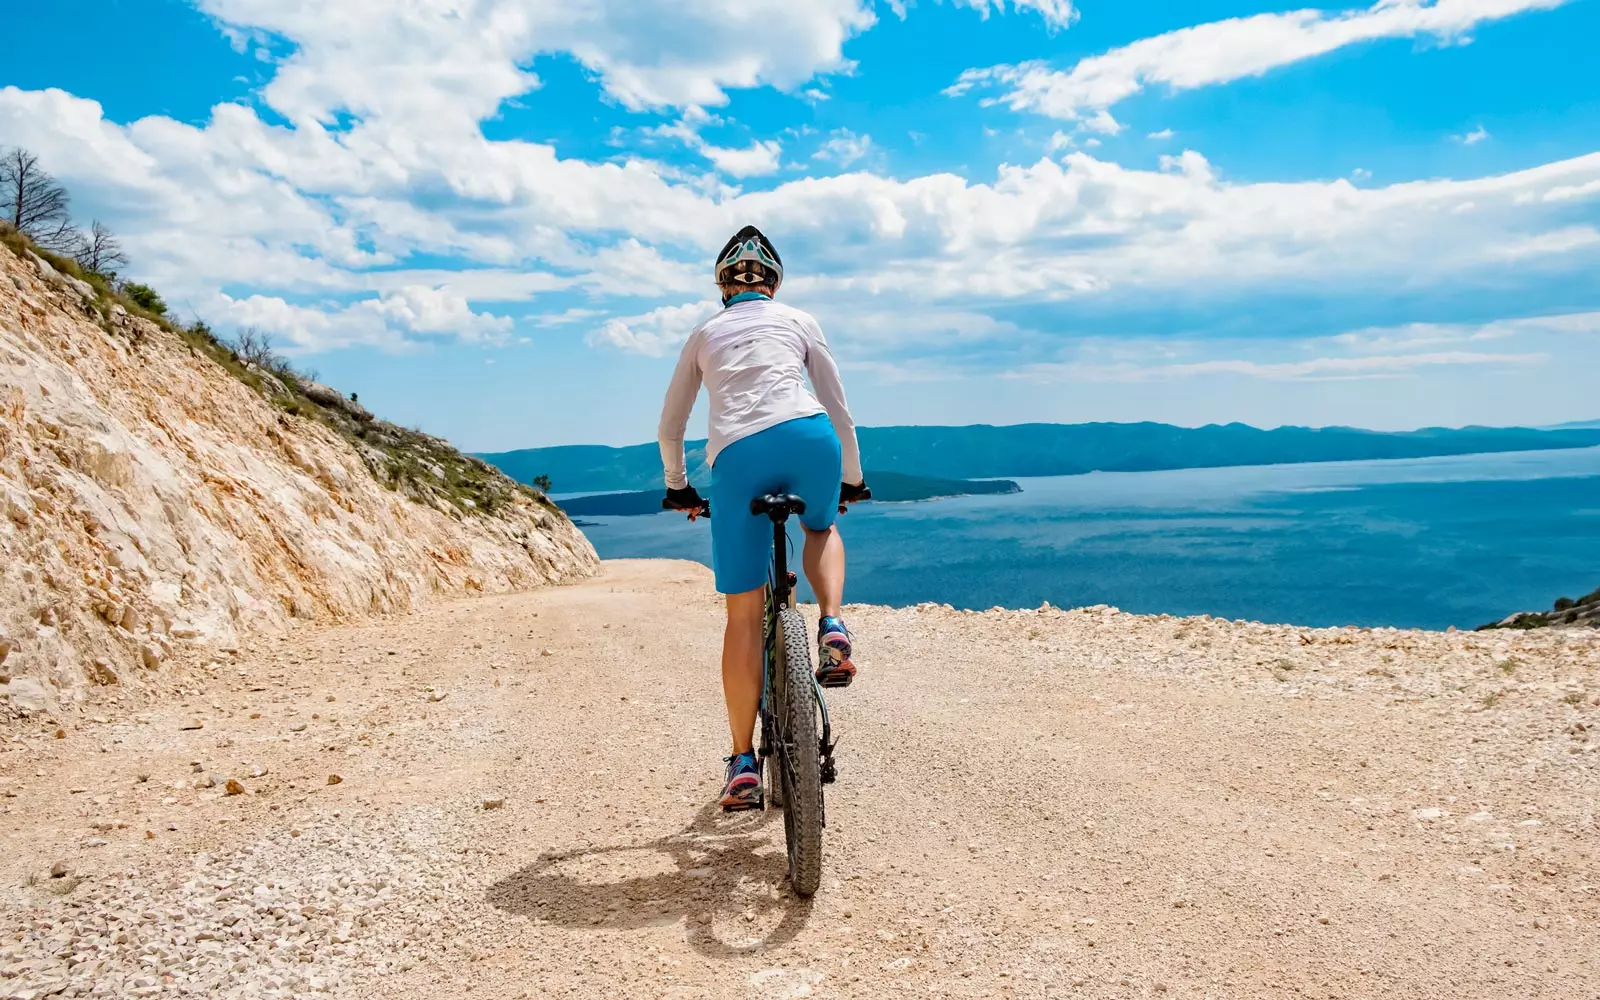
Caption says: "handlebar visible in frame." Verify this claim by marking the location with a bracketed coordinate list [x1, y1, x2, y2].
[664, 484, 872, 522]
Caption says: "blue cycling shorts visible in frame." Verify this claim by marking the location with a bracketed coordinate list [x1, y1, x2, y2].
[709, 414, 842, 595]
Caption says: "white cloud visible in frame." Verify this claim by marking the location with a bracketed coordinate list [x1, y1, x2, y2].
[1486, 225, 1600, 259]
[362, 286, 514, 342]
[1010, 340, 1556, 385]
[0, 83, 721, 304]
[1539, 178, 1600, 203]
[198, 0, 878, 116]
[1158, 150, 1215, 180]
[3, 1, 1599, 368]
[1352, 167, 1373, 180]
[11, 75, 1600, 342]
[950, 0, 1079, 28]
[699, 139, 784, 178]
[1332, 310, 1600, 351]
[948, 0, 1571, 123]
[580, 240, 704, 296]
[1081, 109, 1123, 136]
[213, 287, 512, 352]
[1147, 128, 1175, 141]
[357, 268, 573, 302]
[531, 307, 606, 327]
[648, 106, 784, 177]
[1005, 347, 1551, 384]
[1458, 123, 1491, 144]
[587, 300, 719, 356]
[813, 129, 875, 168]
[735, 149, 1600, 315]
[1145, 350, 1546, 381]
[864, 308, 1593, 387]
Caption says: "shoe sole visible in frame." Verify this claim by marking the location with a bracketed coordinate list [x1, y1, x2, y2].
[816, 657, 856, 689]
[720, 778, 763, 812]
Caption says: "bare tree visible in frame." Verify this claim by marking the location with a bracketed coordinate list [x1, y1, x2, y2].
[74, 220, 128, 277]
[0, 147, 80, 252]
[231, 326, 277, 369]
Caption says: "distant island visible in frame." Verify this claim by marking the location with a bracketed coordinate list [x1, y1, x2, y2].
[559, 471, 1021, 516]
[477, 421, 1600, 495]
[1479, 585, 1600, 631]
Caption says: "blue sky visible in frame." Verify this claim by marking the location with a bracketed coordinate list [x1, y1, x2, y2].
[3, 0, 1598, 450]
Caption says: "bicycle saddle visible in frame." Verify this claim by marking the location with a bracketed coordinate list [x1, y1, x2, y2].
[750, 493, 808, 520]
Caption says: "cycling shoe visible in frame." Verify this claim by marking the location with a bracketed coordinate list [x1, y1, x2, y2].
[719, 751, 763, 811]
[816, 616, 856, 688]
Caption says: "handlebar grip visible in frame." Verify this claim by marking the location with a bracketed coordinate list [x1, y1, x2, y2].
[663, 498, 711, 519]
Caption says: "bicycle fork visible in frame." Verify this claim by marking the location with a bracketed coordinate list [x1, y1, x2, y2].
[816, 675, 838, 786]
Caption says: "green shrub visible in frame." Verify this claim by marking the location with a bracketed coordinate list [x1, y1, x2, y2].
[121, 282, 167, 316]
[1554, 597, 1576, 612]
[0, 224, 28, 259]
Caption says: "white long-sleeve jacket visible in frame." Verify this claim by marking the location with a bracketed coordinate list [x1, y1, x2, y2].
[658, 297, 863, 490]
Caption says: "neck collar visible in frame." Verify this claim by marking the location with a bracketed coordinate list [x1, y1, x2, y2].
[724, 291, 771, 307]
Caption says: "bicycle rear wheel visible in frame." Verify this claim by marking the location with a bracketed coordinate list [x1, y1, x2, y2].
[775, 605, 823, 897]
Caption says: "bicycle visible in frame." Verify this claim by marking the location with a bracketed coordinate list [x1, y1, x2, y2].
[665, 493, 839, 898]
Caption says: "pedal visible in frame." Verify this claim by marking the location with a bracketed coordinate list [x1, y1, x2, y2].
[722, 795, 763, 813]
[820, 758, 837, 784]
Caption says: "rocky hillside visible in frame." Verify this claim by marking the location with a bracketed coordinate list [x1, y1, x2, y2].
[0, 234, 598, 718]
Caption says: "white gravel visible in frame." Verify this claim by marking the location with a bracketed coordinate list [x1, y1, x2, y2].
[2, 809, 462, 999]
[3, 559, 1598, 999]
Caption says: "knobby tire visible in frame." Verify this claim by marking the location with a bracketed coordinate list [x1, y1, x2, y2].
[775, 605, 824, 897]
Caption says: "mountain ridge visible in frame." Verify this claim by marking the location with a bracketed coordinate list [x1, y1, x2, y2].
[479, 421, 1600, 494]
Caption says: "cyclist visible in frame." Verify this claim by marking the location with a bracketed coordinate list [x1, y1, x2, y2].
[659, 225, 870, 811]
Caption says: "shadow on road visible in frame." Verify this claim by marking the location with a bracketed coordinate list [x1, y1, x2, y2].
[486, 802, 814, 957]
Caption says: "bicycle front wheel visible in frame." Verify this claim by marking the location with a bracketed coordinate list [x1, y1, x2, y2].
[775, 605, 823, 897]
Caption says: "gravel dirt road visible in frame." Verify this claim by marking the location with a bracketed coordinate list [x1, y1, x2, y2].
[3, 559, 1597, 999]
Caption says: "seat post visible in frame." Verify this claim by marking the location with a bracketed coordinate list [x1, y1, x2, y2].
[772, 515, 790, 605]
[752, 494, 805, 608]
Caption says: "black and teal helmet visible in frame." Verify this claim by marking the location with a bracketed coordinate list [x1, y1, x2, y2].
[715, 225, 783, 294]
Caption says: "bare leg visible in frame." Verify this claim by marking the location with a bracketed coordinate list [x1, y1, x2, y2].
[802, 525, 846, 618]
[722, 588, 766, 754]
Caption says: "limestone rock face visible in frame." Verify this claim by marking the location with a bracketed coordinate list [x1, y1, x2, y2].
[0, 244, 598, 713]
[298, 380, 374, 422]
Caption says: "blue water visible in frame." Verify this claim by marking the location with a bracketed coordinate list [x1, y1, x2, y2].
[571, 447, 1600, 630]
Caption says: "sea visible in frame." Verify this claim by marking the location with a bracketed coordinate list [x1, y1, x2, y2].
[565, 446, 1600, 631]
